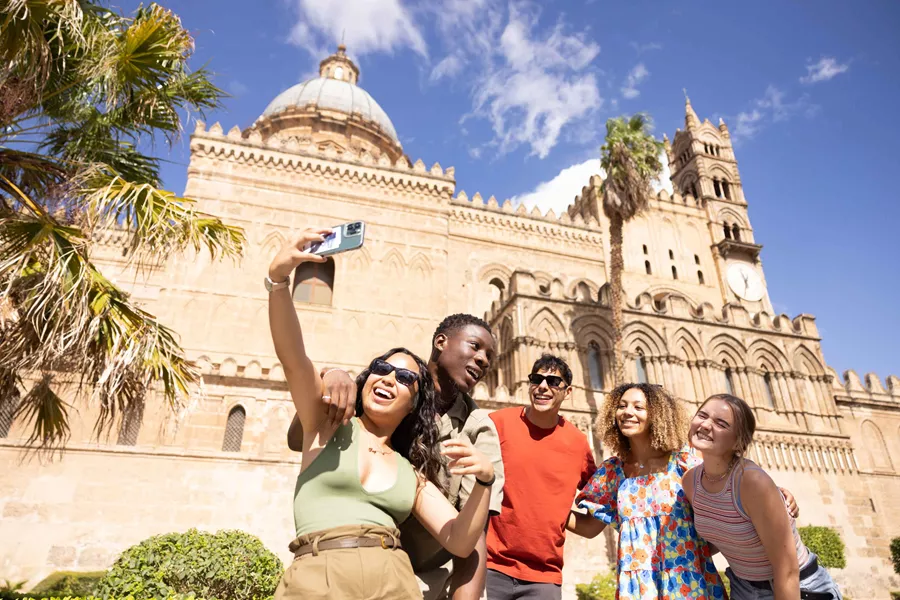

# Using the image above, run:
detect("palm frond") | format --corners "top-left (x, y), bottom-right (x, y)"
top-left (15, 373), bottom-right (71, 450)
top-left (82, 172), bottom-right (244, 259)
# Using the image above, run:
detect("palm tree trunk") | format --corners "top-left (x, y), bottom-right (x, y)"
top-left (609, 213), bottom-right (626, 386)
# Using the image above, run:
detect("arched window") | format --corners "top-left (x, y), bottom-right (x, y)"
top-left (723, 223), bottom-right (732, 239)
top-left (293, 258), bottom-right (335, 305)
top-left (645, 260), bottom-right (652, 275)
top-left (724, 363), bottom-right (735, 395)
top-left (672, 266), bottom-right (678, 280)
top-left (732, 225), bottom-right (742, 241)
top-left (0, 396), bottom-right (18, 438)
top-left (694, 254), bottom-right (700, 265)
top-left (697, 270), bottom-right (705, 285)
top-left (636, 352), bottom-right (649, 384)
top-left (722, 180), bottom-right (731, 200)
top-left (117, 402), bottom-right (144, 446)
top-left (222, 406), bottom-right (246, 452)
top-left (642, 244), bottom-right (648, 255)
top-left (488, 277), bottom-right (505, 304)
top-left (763, 371), bottom-right (776, 408)
top-left (668, 249), bottom-right (674, 260)
top-left (713, 179), bottom-right (722, 198)
top-left (691, 183), bottom-right (699, 199)
top-left (588, 343), bottom-right (605, 390)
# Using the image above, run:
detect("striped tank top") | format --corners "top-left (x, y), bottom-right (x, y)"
top-left (691, 462), bottom-right (808, 581)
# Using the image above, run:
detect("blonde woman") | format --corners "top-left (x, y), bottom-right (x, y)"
top-left (683, 394), bottom-right (841, 600)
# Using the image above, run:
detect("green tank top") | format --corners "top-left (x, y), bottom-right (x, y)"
top-left (293, 418), bottom-right (417, 536)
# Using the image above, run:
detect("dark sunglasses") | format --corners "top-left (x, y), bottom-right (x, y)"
top-left (527, 373), bottom-right (567, 389)
top-left (370, 358), bottom-right (418, 388)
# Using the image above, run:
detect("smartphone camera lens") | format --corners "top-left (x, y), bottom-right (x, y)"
top-left (347, 222), bottom-right (361, 235)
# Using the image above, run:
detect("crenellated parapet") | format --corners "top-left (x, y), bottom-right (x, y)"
top-left (190, 121), bottom-right (455, 197)
top-left (830, 368), bottom-right (900, 407)
top-left (565, 174), bottom-right (705, 225)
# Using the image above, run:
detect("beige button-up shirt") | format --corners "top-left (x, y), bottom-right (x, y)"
top-left (399, 392), bottom-right (505, 574)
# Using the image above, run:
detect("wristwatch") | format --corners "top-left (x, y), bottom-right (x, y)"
top-left (264, 275), bottom-right (290, 293)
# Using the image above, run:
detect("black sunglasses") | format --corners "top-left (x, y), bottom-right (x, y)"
top-left (370, 358), bottom-right (418, 388)
top-left (528, 373), bottom-right (567, 389)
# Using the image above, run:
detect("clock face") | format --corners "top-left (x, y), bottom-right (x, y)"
top-left (727, 263), bottom-right (765, 302)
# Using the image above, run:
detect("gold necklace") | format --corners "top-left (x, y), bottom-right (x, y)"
top-left (703, 457), bottom-right (736, 482)
top-left (367, 447), bottom-right (394, 455)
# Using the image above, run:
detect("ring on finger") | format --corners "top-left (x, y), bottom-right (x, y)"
top-left (322, 395), bottom-right (332, 400)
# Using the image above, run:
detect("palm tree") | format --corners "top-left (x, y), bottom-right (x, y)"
top-left (0, 1), bottom-right (245, 451)
top-left (600, 114), bottom-right (664, 386)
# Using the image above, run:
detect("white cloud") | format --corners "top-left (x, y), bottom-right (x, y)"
top-left (513, 158), bottom-right (603, 214)
top-left (429, 55), bottom-right (463, 82)
top-left (800, 57), bottom-right (849, 84)
top-left (630, 42), bottom-right (662, 55)
top-left (513, 150), bottom-right (671, 215)
top-left (730, 85), bottom-right (817, 143)
top-left (621, 63), bottom-right (649, 100)
top-left (459, 3), bottom-right (603, 158)
top-left (287, 0), bottom-right (427, 58)
top-left (733, 109), bottom-right (764, 141)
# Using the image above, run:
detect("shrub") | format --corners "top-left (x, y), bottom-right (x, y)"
top-left (95, 529), bottom-right (282, 600)
top-left (889, 591), bottom-right (900, 600)
top-left (4, 596), bottom-right (207, 600)
top-left (891, 536), bottom-right (900, 575)
top-left (30, 572), bottom-right (106, 597)
top-left (798, 526), bottom-right (846, 569)
top-left (576, 570), bottom-right (617, 600)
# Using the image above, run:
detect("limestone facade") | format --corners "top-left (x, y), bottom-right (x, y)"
top-left (1, 49), bottom-right (898, 599)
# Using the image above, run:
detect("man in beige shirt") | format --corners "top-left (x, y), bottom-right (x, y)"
top-left (287, 314), bottom-right (505, 599)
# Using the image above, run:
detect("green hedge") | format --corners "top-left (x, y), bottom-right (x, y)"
top-left (798, 525), bottom-right (846, 569)
top-left (2, 596), bottom-right (206, 600)
top-left (29, 572), bottom-right (106, 598)
top-left (95, 529), bottom-right (282, 600)
top-left (891, 536), bottom-right (900, 575)
top-left (575, 570), bottom-right (616, 600)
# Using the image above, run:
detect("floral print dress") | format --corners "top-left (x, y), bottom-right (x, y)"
top-left (576, 449), bottom-right (725, 600)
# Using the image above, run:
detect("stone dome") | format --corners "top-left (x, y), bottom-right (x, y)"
top-left (251, 46), bottom-right (404, 162)
top-left (261, 77), bottom-right (398, 143)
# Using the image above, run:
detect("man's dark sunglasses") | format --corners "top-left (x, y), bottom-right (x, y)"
top-left (370, 358), bottom-right (418, 388)
top-left (527, 373), bottom-right (567, 389)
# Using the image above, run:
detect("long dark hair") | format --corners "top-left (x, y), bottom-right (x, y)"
top-left (355, 347), bottom-right (444, 492)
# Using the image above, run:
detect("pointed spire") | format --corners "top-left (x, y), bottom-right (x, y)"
top-left (684, 89), bottom-right (699, 131)
top-left (663, 133), bottom-right (673, 163)
top-left (718, 117), bottom-right (730, 139)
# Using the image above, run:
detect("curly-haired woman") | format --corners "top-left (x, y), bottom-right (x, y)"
top-left (267, 228), bottom-right (496, 599)
top-left (575, 383), bottom-right (726, 600)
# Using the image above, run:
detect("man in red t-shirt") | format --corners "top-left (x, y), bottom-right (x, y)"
top-left (486, 354), bottom-right (605, 599)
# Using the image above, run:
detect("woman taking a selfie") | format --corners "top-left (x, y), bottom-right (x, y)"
top-left (267, 228), bottom-right (495, 599)
top-left (683, 394), bottom-right (841, 600)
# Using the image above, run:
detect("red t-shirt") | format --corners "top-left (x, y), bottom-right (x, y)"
top-left (486, 407), bottom-right (597, 584)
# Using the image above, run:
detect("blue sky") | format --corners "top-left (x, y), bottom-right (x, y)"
top-left (123, 0), bottom-right (899, 382)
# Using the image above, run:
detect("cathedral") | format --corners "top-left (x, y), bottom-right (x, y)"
top-left (1, 46), bottom-right (898, 599)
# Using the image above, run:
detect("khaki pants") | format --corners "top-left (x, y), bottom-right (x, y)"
top-left (275, 525), bottom-right (423, 599)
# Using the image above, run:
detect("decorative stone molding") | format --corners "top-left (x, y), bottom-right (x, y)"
top-left (190, 121), bottom-right (455, 197)
top-left (749, 433), bottom-right (857, 475)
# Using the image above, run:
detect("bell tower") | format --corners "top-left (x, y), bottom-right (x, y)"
top-left (667, 95), bottom-right (773, 313)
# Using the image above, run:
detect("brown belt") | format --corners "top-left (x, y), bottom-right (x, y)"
top-left (293, 535), bottom-right (402, 559)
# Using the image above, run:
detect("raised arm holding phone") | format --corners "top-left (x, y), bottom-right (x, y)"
top-left (267, 227), bottom-right (495, 600)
